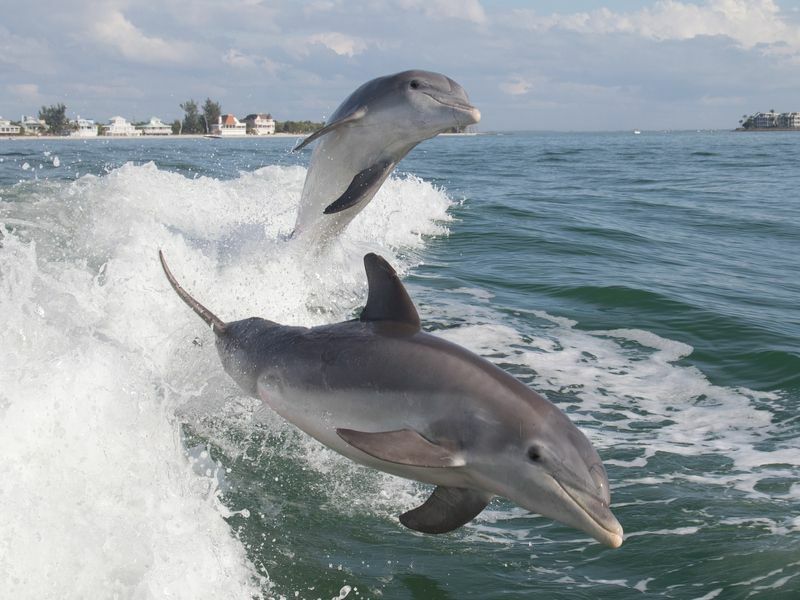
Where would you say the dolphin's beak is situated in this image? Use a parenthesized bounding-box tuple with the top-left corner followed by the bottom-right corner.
(554, 477, 624, 548)
(423, 92, 481, 126)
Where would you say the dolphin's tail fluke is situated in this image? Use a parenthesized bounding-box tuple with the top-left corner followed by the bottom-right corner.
(158, 250, 227, 335)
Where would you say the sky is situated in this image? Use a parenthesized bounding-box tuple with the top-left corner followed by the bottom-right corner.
(2, 0, 800, 131)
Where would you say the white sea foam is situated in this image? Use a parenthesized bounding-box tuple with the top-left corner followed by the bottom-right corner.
(433, 304, 797, 498)
(5, 156, 795, 598)
(0, 162, 452, 599)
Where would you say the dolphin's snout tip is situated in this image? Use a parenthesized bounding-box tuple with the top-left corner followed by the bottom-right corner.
(470, 107, 482, 124)
(599, 519, 624, 548)
(610, 534, 623, 548)
(457, 106, 480, 128)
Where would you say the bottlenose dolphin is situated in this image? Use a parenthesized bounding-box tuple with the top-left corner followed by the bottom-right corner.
(159, 252, 623, 547)
(291, 70, 480, 244)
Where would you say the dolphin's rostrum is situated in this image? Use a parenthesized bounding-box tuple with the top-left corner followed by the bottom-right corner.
(159, 251, 623, 547)
(291, 70, 481, 244)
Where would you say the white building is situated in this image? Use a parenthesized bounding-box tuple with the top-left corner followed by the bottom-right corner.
(244, 113, 276, 135)
(139, 117, 172, 135)
(20, 115, 46, 135)
(210, 114, 247, 136)
(777, 112, 800, 129)
(753, 111, 778, 128)
(104, 116, 141, 137)
(0, 117, 21, 135)
(70, 117, 98, 137)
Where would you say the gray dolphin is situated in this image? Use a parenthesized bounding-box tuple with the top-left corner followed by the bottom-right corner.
(291, 70, 480, 244)
(159, 251, 623, 547)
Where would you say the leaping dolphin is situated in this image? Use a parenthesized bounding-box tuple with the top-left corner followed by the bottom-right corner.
(158, 251, 623, 547)
(291, 70, 480, 244)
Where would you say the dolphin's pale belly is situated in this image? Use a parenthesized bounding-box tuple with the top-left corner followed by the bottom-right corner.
(293, 128, 417, 241)
(293, 145, 353, 235)
(256, 382, 472, 488)
(249, 322, 530, 487)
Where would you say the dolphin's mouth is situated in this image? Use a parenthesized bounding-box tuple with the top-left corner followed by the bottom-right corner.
(423, 92, 481, 123)
(553, 477, 623, 549)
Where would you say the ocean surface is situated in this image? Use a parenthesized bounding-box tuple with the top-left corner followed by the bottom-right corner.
(0, 131, 798, 599)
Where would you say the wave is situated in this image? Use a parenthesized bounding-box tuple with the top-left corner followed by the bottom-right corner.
(4, 158, 797, 598)
(0, 161, 452, 598)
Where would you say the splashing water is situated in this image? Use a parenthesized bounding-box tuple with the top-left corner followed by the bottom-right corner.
(0, 161, 451, 598)
(3, 132, 799, 599)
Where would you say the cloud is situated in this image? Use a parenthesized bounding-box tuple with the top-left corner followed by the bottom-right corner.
(89, 10, 196, 64)
(305, 32, 368, 57)
(511, 0, 800, 58)
(222, 49, 281, 74)
(500, 77, 533, 96)
(397, 0, 487, 25)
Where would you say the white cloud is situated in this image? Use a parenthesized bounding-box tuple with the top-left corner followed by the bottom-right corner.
(306, 32, 367, 57)
(500, 77, 533, 96)
(397, 0, 487, 25)
(222, 49, 281, 74)
(89, 10, 196, 64)
(512, 1, 800, 57)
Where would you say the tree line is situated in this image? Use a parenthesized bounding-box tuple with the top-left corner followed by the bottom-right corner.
(31, 100, 325, 135)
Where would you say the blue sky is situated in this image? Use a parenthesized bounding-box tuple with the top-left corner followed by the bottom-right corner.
(2, 0, 800, 130)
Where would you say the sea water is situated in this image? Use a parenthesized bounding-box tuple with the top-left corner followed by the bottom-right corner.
(0, 132, 798, 599)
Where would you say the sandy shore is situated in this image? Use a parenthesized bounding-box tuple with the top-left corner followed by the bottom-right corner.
(0, 132, 306, 141)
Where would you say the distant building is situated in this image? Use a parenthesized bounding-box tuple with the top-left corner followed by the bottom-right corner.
(243, 113, 276, 135)
(70, 117, 98, 137)
(104, 116, 141, 136)
(0, 117, 21, 135)
(777, 112, 800, 129)
(753, 111, 778, 128)
(742, 110, 800, 130)
(139, 117, 172, 136)
(210, 114, 247, 136)
(20, 115, 46, 135)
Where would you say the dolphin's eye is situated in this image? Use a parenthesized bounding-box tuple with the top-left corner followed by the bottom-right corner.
(527, 446, 541, 462)
(409, 80, 420, 89)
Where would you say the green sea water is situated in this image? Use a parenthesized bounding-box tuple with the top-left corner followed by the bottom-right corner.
(1, 131, 798, 599)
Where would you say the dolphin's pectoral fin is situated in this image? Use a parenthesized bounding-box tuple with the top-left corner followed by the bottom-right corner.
(359, 253, 421, 328)
(292, 106, 367, 152)
(400, 486, 492, 534)
(336, 428, 463, 468)
(323, 160, 396, 215)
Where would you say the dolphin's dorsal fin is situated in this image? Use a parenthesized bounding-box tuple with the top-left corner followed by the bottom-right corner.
(400, 486, 492, 534)
(359, 253, 420, 329)
(292, 106, 367, 152)
(336, 428, 462, 468)
(323, 159, 396, 214)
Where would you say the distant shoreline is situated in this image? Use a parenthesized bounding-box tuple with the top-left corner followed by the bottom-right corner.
(0, 132, 486, 141)
(0, 132, 306, 141)
(734, 128, 800, 132)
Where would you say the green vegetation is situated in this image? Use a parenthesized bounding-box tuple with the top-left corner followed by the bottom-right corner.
(274, 120, 325, 134)
(179, 99, 202, 134)
(443, 125, 471, 133)
(39, 103, 68, 135)
(202, 98, 222, 130)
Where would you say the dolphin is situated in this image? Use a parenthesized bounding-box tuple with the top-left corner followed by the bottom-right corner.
(291, 70, 480, 244)
(158, 251, 623, 547)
